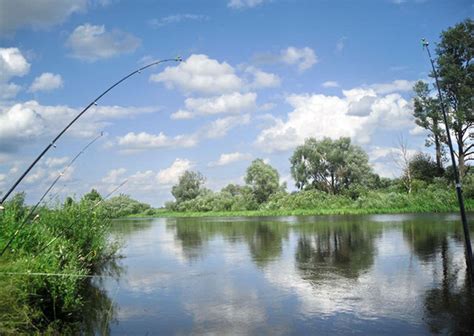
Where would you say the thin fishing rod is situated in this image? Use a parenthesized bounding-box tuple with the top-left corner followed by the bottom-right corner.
(0, 132, 104, 256)
(35, 179, 128, 256)
(422, 38, 474, 278)
(0, 57, 182, 206)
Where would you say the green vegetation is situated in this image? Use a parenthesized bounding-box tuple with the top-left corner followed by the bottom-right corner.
(0, 193, 118, 334)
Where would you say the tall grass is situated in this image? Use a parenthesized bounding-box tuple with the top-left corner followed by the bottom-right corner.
(0, 194, 118, 334)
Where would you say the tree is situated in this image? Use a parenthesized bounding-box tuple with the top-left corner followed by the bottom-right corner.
(409, 152, 443, 183)
(245, 159, 280, 204)
(434, 19, 474, 180)
(82, 189, 102, 202)
(413, 80, 445, 173)
(171, 171, 205, 204)
(290, 137, 373, 194)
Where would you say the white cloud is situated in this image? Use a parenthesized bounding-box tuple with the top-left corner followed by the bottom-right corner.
(0, 48, 31, 81)
(45, 156, 70, 168)
(148, 14, 208, 28)
(66, 23, 141, 61)
(150, 54, 242, 95)
(203, 114, 250, 139)
(101, 167, 127, 184)
(370, 80, 415, 95)
(0, 83, 22, 100)
(29, 72, 64, 92)
(157, 158, 193, 185)
(116, 132, 197, 152)
(228, 0, 267, 9)
(209, 152, 252, 167)
(322, 81, 339, 88)
(245, 66, 281, 89)
(0, 0, 87, 35)
(280, 47, 317, 72)
(255, 83, 414, 153)
(0, 100, 158, 153)
(171, 92, 257, 119)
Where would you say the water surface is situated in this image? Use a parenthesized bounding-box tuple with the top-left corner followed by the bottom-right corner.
(87, 214, 474, 335)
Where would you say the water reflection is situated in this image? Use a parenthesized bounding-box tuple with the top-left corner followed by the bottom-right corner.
(82, 214, 474, 335)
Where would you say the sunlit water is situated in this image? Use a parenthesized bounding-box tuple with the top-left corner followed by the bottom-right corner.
(83, 214, 474, 335)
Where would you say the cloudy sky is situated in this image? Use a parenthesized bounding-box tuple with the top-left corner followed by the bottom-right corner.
(0, 0, 471, 206)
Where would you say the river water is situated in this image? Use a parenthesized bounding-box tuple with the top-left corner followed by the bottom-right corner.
(83, 214, 474, 335)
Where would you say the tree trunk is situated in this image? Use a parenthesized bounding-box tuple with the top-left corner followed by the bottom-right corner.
(458, 136, 465, 183)
(434, 133, 443, 173)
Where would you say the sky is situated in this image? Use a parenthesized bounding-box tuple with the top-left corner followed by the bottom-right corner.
(0, 0, 472, 206)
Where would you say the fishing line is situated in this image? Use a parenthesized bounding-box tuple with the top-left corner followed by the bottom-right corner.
(0, 132, 104, 256)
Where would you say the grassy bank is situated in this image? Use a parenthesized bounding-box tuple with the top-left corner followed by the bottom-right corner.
(0, 195, 118, 334)
(130, 189, 474, 218)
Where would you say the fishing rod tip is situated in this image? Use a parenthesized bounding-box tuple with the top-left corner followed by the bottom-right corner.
(175, 56, 183, 62)
(421, 38, 429, 47)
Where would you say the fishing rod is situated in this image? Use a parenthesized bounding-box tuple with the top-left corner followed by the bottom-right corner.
(422, 38, 474, 278)
(0, 57, 182, 207)
(0, 132, 104, 256)
(34, 179, 128, 256)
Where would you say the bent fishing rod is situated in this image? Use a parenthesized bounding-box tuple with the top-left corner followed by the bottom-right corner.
(422, 38, 474, 278)
(0, 57, 182, 207)
(0, 132, 104, 256)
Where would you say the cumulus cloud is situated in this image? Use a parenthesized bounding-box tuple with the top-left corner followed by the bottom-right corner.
(29, 72, 64, 92)
(209, 152, 252, 167)
(148, 14, 208, 28)
(45, 156, 70, 168)
(115, 114, 250, 153)
(280, 47, 317, 72)
(116, 131, 197, 152)
(171, 92, 257, 119)
(150, 54, 242, 95)
(66, 23, 141, 61)
(370, 80, 416, 95)
(0, 48, 31, 81)
(0, 100, 159, 153)
(244, 66, 281, 89)
(0, 0, 87, 35)
(156, 158, 193, 185)
(255, 83, 414, 152)
(0, 48, 30, 99)
(228, 0, 267, 9)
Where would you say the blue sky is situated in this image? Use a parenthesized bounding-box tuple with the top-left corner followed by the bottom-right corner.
(0, 0, 472, 206)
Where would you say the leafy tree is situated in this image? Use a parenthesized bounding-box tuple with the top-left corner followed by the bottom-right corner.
(434, 19, 474, 179)
(413, 81, 445, 172)
(171, 171, 205, 204)
(245, 159, 280, 204)
(290, 137, 373, 194)
(102, 194, 151, 218)
(409, 152, 443, 183)
(82, 189, 102, 202)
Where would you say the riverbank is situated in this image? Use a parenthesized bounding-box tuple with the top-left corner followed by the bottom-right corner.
(128, 189, 474, 218)
(0, 195, 119, 334)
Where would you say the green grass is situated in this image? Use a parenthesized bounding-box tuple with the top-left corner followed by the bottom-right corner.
(0, 196, 118, 334)
(129, 189, 474, 218)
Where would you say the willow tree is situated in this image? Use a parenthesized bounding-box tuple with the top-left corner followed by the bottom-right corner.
(290, 137, 372, 194)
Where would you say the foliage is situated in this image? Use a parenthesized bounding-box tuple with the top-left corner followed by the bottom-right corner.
(434, 18, 474, 179)
(245, 159, 280, 204)
(412, 80, 445, 171)
(290, 137, 373, 194)
(409, 152, 444, 183)
(81, 188, 102, 203)
(171, 171, 206, 204)
(101, 194, 151, 218)
(0, 195, 118, 334)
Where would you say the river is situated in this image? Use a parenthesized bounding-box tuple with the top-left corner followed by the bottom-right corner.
(82, 213, 474, 335)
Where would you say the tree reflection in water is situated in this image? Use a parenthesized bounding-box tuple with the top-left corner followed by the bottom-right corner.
(295, 222, 380, 281)
(402, 220, 474, 335)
